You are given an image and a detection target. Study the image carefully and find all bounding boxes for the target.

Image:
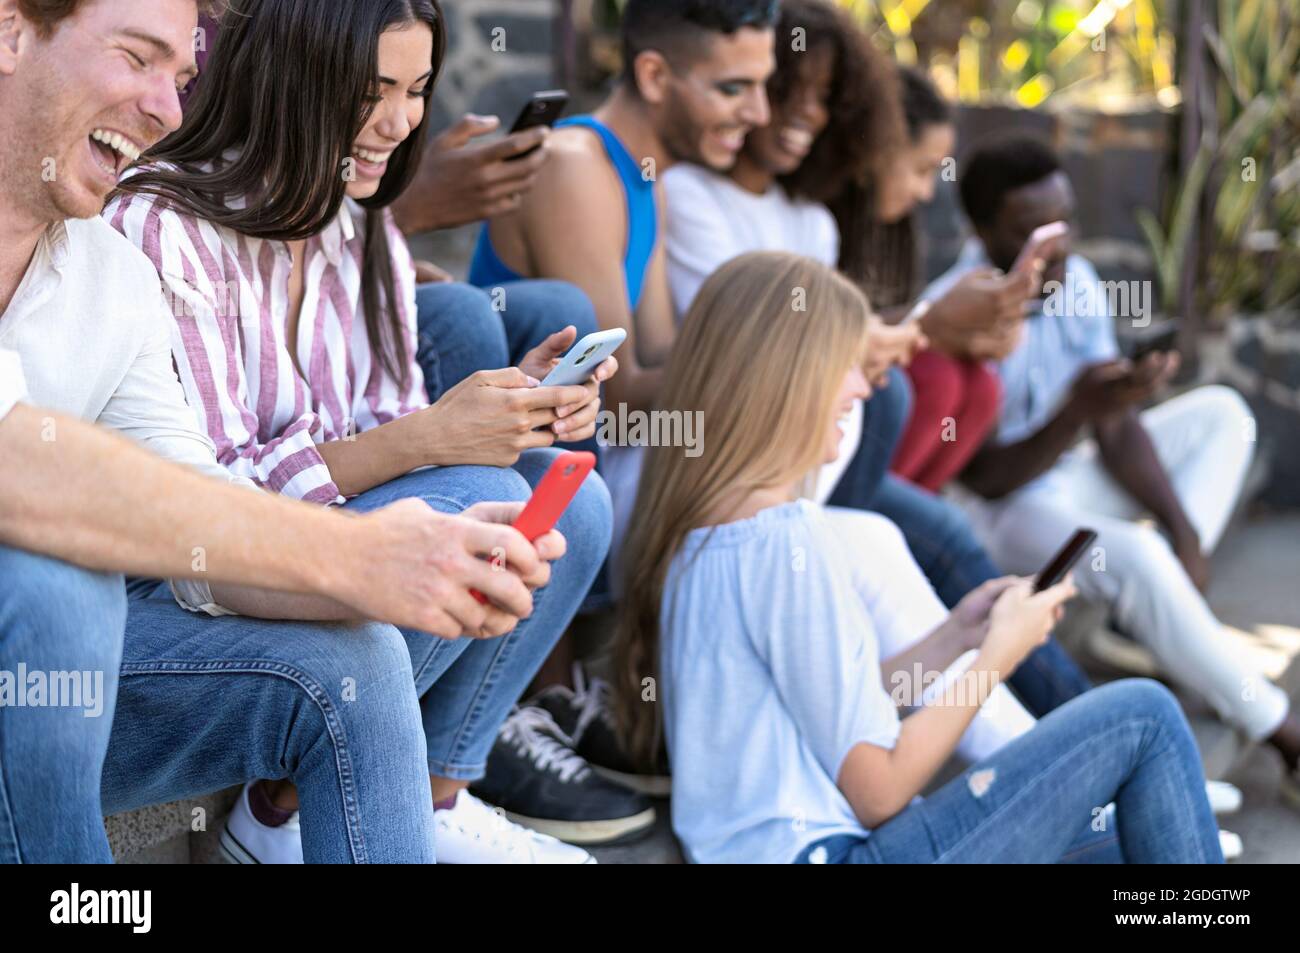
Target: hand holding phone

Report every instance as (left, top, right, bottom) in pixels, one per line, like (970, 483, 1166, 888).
(1127, 323, 1179, 364)
(507, 90, 569, 161)
(1012, 221, 1070, 279)
(471, 451, 596, 604)
(541, 328, 627, 387)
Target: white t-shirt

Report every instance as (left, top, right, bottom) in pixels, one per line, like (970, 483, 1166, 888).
(0, 218, 253, 613)
(663, 162, 841, 320)
(0, 348, 26, 423)
(663, 500, 1032, 864)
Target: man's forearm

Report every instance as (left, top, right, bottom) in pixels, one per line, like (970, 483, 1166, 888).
(0, 405, 351, 594)
(1094, 411, 1194, 539)
(963, 403, 1090, 499)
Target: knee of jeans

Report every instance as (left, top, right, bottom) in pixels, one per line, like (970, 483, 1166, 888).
(558, 469, 614, 569)
(416, 283, 509, 360)
(294, 622, 418, 713)
(516, 280, 599, 339)
(0, 548, 125, 666)
(1109, 678, 1185, 730)
(877, 365, 914, 427)
(467, 464, 534, 508)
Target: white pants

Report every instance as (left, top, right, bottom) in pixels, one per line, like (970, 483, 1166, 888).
(956, 385, 1288, 741)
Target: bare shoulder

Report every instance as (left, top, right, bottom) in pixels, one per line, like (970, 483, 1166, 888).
(532, 127, 622, 212)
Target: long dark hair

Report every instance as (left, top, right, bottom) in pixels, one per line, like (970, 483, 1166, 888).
(117, 0, 446, 388)
(832, 66, 953, 308)
(772, 0, 903, 205)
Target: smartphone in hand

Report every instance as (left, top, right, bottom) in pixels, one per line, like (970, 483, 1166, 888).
(471, 451, 596, 604)
(1034, 528, 1098, 592)
(507, 90, 569, 160)
(1126, 323, 1179, 365)
(541, 328, 626, 387)
(1012, 221, 1070, 278)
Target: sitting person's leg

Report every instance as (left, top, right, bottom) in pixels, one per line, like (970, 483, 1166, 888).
(342, 451, 617, 857)
(975, 491, 1290, 745)
(798, 680, 1222, 864)
(415, 282, 512, 401)
(910, 357, 1001, 492)
(871, 473, 1091, 716)
(496, 280, 600, 367)
(0, 547, 126, 863)
(891, 350, 965, 488)
(101, 585, 435, 864)
(1123, 384, 1253, 554)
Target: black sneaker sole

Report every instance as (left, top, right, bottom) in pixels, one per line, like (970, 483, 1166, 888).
(502, 806, 657, 846)
(591, 764, 673, 798)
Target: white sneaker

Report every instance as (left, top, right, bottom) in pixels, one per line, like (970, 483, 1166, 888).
(434, 789, 596, 864)
(219, 782, 304, 864)
(1206, 780, 1243, 815)
(1219, 829, 1243, 861)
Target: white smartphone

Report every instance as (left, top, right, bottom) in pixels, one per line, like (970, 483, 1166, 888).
(540, 328, 627, 387)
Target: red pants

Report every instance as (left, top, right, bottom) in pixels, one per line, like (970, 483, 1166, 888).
(891, 350, 1001, 492)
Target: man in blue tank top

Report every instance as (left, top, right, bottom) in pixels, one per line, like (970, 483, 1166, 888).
(471, 0, 779, 415)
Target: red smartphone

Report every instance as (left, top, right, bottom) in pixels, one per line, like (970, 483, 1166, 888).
(1033, 528, 1098, 592)
(471, 451, 596, 604)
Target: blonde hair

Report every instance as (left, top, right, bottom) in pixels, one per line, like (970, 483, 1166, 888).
(613, 251, 874, 766)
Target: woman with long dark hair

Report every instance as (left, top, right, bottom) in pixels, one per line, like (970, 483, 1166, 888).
(106, 0, 623, 864)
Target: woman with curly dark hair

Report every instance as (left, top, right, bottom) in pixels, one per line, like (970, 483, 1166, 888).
(664, 0, 924, 511)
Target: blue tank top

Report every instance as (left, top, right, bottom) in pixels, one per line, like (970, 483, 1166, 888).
(468, 115, 658, 312)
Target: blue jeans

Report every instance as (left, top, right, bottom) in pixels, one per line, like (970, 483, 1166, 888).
(795, 680, 1222, 864)
(102, 583, 437, 863)
(0, 547, 126, 863)
(829, 367, 1091, 717)
(343, 451, 612, 779)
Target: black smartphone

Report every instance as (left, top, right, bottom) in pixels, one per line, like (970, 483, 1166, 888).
(1127, 323, 1179, 364)
(506, 89, 569, 160)
(1034, 529, 1098, 592)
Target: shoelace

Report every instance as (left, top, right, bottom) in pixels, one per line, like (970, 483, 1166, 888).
(500, 706, 591, 783)
(570, 663, 617, 743)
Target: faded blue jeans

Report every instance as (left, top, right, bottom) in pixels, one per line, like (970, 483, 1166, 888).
(343, 450, 612, 779)
(0, 546, 126, 863)
(795, 680, 1222, 864)
(103, 583, 437, 864)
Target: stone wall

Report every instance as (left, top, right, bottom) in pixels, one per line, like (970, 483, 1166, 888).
(430, 0, 562, 133)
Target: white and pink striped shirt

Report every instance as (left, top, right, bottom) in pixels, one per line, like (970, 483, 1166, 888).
(104, 184, 426, 504)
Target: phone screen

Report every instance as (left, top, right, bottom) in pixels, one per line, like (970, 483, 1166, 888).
(1034, 529, 1097, 592)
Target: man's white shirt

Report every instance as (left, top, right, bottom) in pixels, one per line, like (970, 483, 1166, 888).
(0, 216, 253, 614)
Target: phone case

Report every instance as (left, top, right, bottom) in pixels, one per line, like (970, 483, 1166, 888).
(471, 452, 596, 605)
(541, 329, 627, 387)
